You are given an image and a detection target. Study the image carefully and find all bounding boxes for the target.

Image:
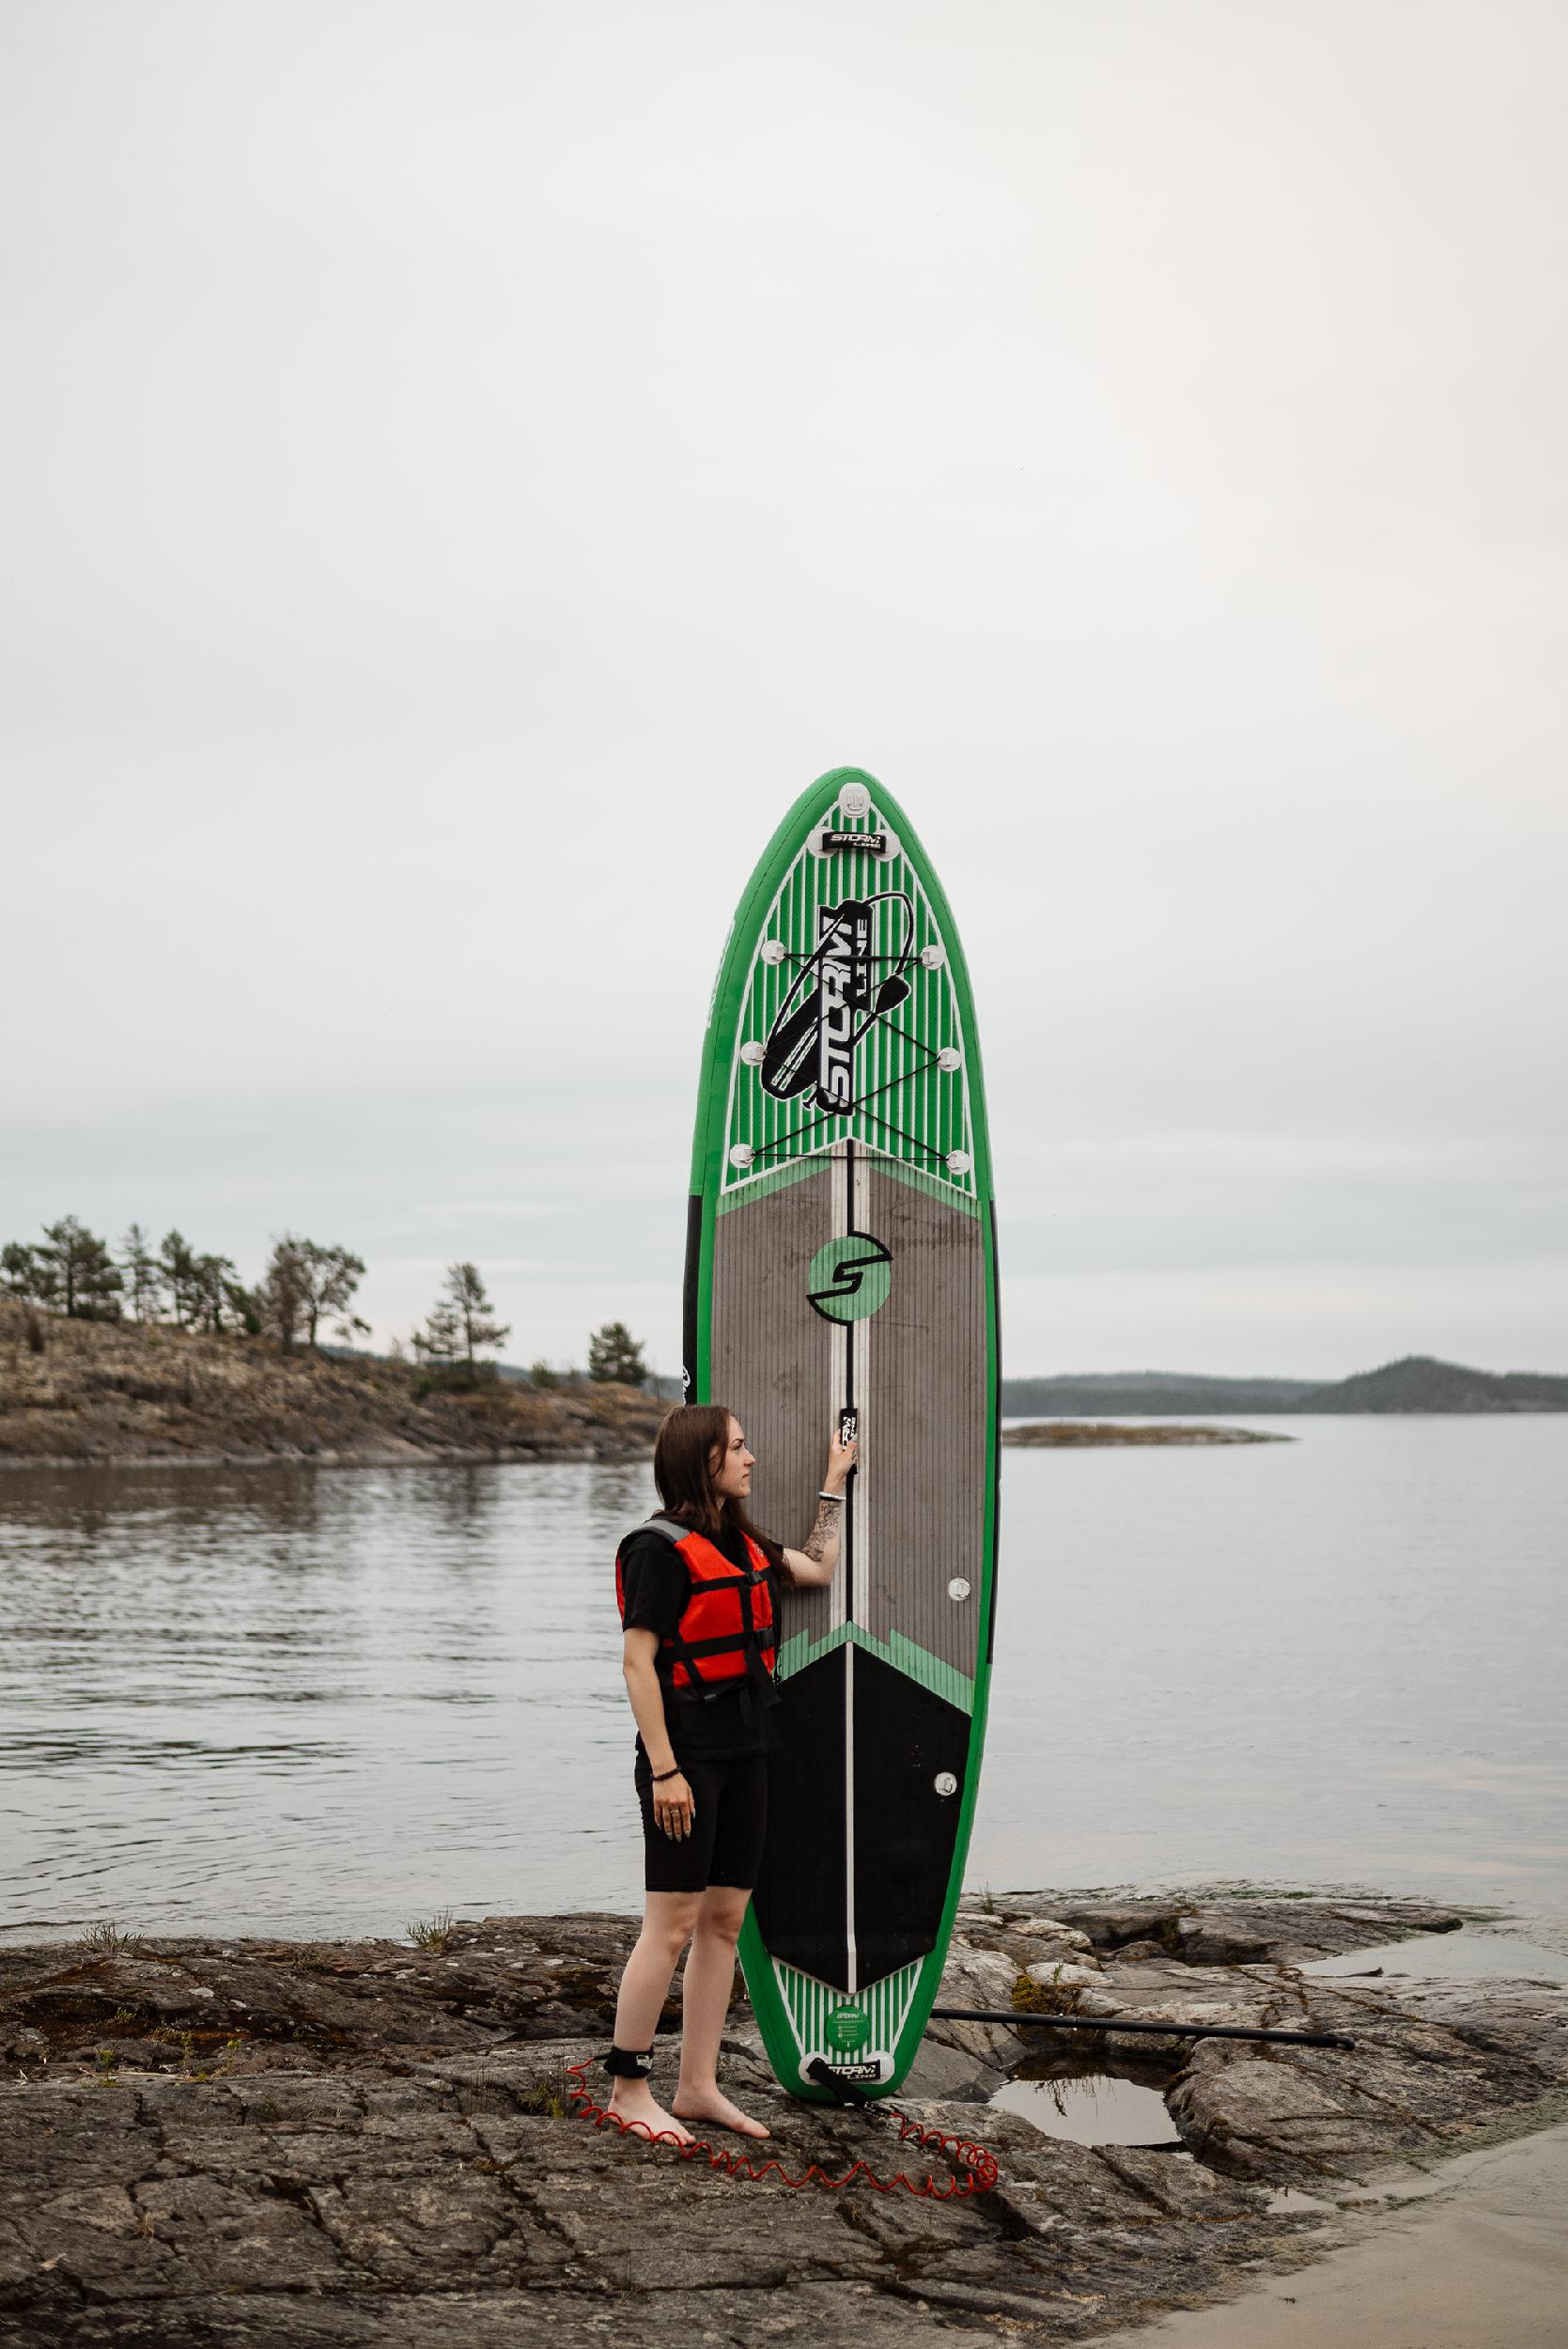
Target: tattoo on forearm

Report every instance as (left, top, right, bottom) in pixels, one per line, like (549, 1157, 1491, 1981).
(802, 1495, 841, 1563)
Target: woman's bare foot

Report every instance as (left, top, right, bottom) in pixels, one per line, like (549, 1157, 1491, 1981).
(606, 2083, 694, 2146)
(672, 2086, 771, 2139)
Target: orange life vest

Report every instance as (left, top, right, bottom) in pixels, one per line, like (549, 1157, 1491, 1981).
(615, 1514, 777, 1697)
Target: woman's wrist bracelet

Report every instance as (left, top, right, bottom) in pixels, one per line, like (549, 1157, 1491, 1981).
(817, 1489, 845, 1502)
(651, 1765, 681, 1783)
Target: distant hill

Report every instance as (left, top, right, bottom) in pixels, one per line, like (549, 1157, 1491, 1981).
(1002, 1371, 1318, 1416)
(327, 1350, 687, 1401)
(1301, 1356, 1568, 1413)
(1001, 1355, 1568, 1417)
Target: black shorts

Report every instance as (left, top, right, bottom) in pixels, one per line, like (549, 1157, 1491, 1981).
(635, 1749, 768, 1894)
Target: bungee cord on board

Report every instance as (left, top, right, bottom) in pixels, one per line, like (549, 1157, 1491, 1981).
(742, 1065, 949, 1174)
(738, 890, 959, 1176)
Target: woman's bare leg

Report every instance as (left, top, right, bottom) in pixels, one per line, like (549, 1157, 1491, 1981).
(672, 1887, 770, 2139)
(606, 1890, 701, 2143)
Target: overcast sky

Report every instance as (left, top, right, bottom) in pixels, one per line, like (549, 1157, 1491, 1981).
(3, 0, 1564, 1378)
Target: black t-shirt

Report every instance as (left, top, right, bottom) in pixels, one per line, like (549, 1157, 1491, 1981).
(618, 1520, 777, 1761)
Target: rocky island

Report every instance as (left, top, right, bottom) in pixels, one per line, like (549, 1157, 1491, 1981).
(0, 1302, 667, 1468)
(3, 1890, 1564, 2346)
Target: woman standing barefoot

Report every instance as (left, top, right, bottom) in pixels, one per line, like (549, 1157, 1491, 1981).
(604, 1402, 854, 2143)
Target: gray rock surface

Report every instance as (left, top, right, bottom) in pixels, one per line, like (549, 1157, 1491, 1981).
(1019, 1891, 1468, 1968)
(2, 1893, 1563, 2347)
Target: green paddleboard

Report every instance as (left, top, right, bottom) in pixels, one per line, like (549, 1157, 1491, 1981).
(684, 767, 999, 2101)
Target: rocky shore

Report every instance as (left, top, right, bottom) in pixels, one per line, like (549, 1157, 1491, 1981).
(0, 1304, 667, 1467)
(3, 1890, 1564, 2346)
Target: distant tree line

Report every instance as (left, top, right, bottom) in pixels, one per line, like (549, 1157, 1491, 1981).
(1, 1217, 366, 1352)
(520, 1323, 649, 1389)
(401, 1268, 648, 1392)
(2, 1219, 653, 1389)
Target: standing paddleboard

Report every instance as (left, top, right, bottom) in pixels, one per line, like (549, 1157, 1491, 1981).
(684, 767, 999, 2102)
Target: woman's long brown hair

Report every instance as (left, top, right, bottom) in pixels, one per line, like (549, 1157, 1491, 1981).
(652, 1403, 795, 1586)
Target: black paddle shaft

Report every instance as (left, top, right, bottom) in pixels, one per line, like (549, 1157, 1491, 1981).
(929, 2007, 1356, 2050)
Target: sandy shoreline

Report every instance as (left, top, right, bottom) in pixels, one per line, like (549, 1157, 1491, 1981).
(1088, 2114, 1568, 2347)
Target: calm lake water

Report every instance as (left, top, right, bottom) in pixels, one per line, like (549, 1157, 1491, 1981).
(1, 1419, 1564, 1941)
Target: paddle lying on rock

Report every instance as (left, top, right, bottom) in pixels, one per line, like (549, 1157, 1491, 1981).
(929, 2007, 1357, 2049)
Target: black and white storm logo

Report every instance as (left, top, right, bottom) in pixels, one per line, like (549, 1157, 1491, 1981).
(760, 894, 915, 1113)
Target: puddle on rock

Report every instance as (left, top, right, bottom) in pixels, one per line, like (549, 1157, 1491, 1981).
(1265, 2186, 1336, 2215)
(1304, 1931, 1568, 1985)
(992, 2073, 1182, 2148)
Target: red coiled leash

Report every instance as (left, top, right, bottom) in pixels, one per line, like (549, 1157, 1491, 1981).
(567, 2058, 999, 2198)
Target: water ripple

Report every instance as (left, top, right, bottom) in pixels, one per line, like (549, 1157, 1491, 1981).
(2, 1427, 1564, 1939)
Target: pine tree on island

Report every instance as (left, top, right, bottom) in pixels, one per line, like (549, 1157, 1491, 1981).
(5, 1218, 126, 1319)
(587, 1320, 647, 1387)
(413, 1263, 511, 1384)
(118, 1224, 163, 1322)
(256, 1237, 367, 1351)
